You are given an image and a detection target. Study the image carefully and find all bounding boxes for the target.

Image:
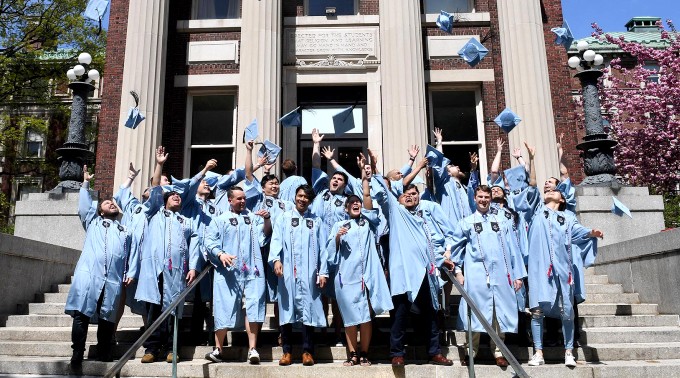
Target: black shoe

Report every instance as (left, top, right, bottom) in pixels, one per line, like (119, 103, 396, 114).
(70, 350, 84, 372)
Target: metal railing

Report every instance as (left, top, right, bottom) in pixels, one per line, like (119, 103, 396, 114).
(104, 265, 214, 378)
(442, 268, 530, 378)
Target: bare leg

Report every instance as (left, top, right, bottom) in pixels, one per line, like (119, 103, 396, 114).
(214, 328, 228, 352)
(245, 317, 261, 349)
(359, 321, 372, 353)
(345, 325, 358, 353)
(332, 299, 343, 342)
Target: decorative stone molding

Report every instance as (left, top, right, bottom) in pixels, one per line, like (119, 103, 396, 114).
(295, 54, 379, 68)
(284, 27, 380, 64)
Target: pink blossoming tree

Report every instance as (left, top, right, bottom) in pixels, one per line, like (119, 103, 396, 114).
(592, 20, 680, 192)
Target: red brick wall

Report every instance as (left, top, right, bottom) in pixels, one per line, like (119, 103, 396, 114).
(359, 0, 379, 15)
(94, 0, 130, 197)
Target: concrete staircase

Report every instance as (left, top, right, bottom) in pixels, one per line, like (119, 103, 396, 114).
(0, 269, 679, 377)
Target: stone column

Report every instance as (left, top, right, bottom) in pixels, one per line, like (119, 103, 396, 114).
(112, 0, 170, 195)
(496, 0, 559, 185)
(378, 0, 428, 172)
(236, 0, 282, 167)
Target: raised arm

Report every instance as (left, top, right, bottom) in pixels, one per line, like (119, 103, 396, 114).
(114, 163, 141, 213)
(359, 155, 373, 210)
(403, 157, 428, 187)
(151, 146, 168, 187)
(557, 133, 569, 181)
(511, 147, 527, 171)
(311, 128, 324, 169)
(321, 145, 340, 171)
(490, 138, 504, 184)
(433, 127, 444, 153)
(78, 165, 97, 229)
(245, 140, 255, 182)
(121, 162, 141, 189)
(525, 142, 536, 187)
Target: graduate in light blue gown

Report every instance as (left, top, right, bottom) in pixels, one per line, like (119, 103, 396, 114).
(427, 145, 477, 227)
(278, 158, 308, 203)
(372, 173, 454, 366)
(66, 167, 135, 366)
(268, 184, 329, 366)
(513, 144, 603, 367)
(450, 185, 526, 365)
(135, 187, 200, 363)
(203, 185, 272, 364)
(326, 162, 392, 366)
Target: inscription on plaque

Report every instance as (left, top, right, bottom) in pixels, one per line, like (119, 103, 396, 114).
(285, 27, 379, 62)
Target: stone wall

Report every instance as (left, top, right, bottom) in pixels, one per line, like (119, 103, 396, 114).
(595, 228, 680, 316)
(0, 233, 79, 320)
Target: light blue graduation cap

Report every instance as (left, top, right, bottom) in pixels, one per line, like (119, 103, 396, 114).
(457, 38, 489, 67)
(503, 165, 528, 192)
(124, 107, 145, 129)
(203, 171, 220, 190)
(494, 108, 521, 133)
(332, 106, 356, 135)
(279, 106, 302, 127)
(84, 0, 109, 21)
(551, 20, 574, 51)
(612, 196, 632, 218)
(436, 11, 454, 34)
(243, 119, 258, 143)
(258, 140, 282, 165)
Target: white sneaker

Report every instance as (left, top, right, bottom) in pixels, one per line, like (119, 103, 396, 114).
(528, 353, 545, 366)
(205, 348, 224, 363)
(565, 352, 577, 367)
(248, 348, 260, 364)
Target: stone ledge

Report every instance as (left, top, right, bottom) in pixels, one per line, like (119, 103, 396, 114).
(597, 228, 680, 265)
(576, 186, 650, 196)
(575, 195, 664, 212)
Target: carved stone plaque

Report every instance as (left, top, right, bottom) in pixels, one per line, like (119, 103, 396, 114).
(284, 27, 380, 64)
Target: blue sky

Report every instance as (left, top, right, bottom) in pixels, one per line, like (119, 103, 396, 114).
(562, 0, 680, 38)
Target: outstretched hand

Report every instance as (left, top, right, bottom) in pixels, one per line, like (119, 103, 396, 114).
(155, 146, 168, 165)
(312, 128, 324, 144)
(321, 146, 335, 160)
(128, 162, 141, 178)
(408, 145, 420, 159)
(433, 127, 443, 144)
(83, 165, 94, 182)
(511, 147, 522, 159)
(524, 142, 536, 159)
(469, 152, 479, 170)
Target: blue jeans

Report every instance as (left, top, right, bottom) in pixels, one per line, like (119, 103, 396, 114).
(531, 314, 574, 350)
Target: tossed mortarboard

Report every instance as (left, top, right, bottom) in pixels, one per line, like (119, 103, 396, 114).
(503, 165, 528, 192)
(332, 106, 356, 135)
(203, 171, 220, 190)
(494, 108, 521, 133)
(84, 0, 109, 21)
(611, 196, 632, 218)
(551, 20, 575, 51)
(436, 10, 454, 34)
(243, 119, 258, 143)
(457, 38, 489, 67)
(279, 107, 302, 128)
(124, 107, 145, 129)
(258, 140, 282, 165)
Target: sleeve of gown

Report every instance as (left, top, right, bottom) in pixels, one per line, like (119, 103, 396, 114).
(188, 221, 201, 272)
(506, 225, 527, 279)
(79, 187, 97, 230)
(467, 171, 479, 211)
(268, 215, 285, 267)
(399, 163, 412, 177)
(428, 201, 456, 249)
(243, 178, 263, 210)
(125, 231, 138, 280)
(450, 221, 469, 268)
(325, 222, 341, 270)
(204, 219, 222, 267)
(570, 217, 597, 267)
(144, 186, 164, 218)
(311, 168, 328, 194)
(317, 220, 329, 276)
(113, 185, 139, 215)
(512, 186, 542, 223)
(361, 208, 381, 229)
(215, 167, 246, 190)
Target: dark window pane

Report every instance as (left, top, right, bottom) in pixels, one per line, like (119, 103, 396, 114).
(191, 95, 234, 145)
(190, 148, 233, 176)
(431, 91, 478, 142)
(336, 146, 363, 178)
(26, 141, 42, 157)
(307, 0, 355, 16)
(442, 144, 479, 185)
(424, 0, 472, 13)
(196, 0, 239, 19)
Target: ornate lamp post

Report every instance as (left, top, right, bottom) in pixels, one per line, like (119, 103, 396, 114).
(50, 53, 100, 193)
(568, 41, 619, 186)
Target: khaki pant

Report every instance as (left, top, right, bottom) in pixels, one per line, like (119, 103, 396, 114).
(465, 308, 505, 359)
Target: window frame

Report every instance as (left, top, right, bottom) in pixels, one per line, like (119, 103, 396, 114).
(191, 0, 241, 20)
(426, 85, 488, 180)
(304, 0, 360, 16)
(184, 90, 238, 176)
(422, 0, 475, 14)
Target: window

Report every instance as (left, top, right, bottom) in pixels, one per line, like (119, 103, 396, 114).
(24, 130, 44, 158)
(423, 0, 473, 14)
(185, 94, 236, 176)
(644, 62, 659, 83)
(427, 88, 487, 183)
(193, 0, 239, 19)
(306, 0, 357, 16)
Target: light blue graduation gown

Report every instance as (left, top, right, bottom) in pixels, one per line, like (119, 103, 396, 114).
(182, 196, 221, 301)
(134, 202, 200, 317)
(65, 187, 133, 322)
(513, 186, 596, 320)
(268, 209, 329, 327)
(212, 168, 246, 213)
(430, 157, 476, 226)
(326, 209, 393, 326)
(278, 175, 308, 203)
(450, 211, 527, 333)
(113, 186, 163, 315)
(373, 175, 446, 309)
(204, 209, 267, 329)
(243, 178, 294, 301)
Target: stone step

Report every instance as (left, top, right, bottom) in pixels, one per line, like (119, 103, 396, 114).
(585, 283, 623, 294)
(581, 326, 680, 344)
(585, 293, 639, 304)
(12, 356, 680, 378)
(577, 303, 658, 316)
(584, 268, 595, 276)
(579, 314, 680, 328)
(55, 284, 71, 293)
(584, 275, 609, 284)
(5, 315, 145, 328)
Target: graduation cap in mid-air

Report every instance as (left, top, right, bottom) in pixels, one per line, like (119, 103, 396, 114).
(551, 20, 575, 51)
(332, 105, 357, 135)
(124, 91, 145, 129)
(279, 106, 302, 128)
(611, 196, 632, 218)
(84, 0, 109, 34)
(494, 108, 522, 134)
(436, 10, 454, 34)
(243, 119, 259, 143)
(258, 140, 282, 165)
(457, 38, 489, 67)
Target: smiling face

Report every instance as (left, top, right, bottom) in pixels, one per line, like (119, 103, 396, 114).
(543, 188, 566, 209)
(99, 199, 120, 218)
(386, 169, 403, 181)
(491, 186, 506, 201)
(399, 187, 420, 210)
(165, 192, 181, 211)
(329, 173, 347, 194)
(160, 175, 170, 186)
(345, 196, 362, 218)
(263, 177, 280, 197)
(198, 180, 211, 196)
(544, 177, 560, 193)
(474, 188, 492, 214)
(228, 188, 246, 213)
(295, 188, 312, 214)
